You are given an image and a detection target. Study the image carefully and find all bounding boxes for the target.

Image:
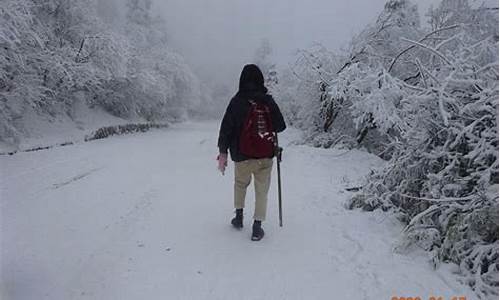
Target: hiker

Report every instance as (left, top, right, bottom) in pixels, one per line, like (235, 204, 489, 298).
(216, 64, 286, 241)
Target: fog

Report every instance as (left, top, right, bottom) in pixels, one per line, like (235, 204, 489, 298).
(99, 0, 495, 88)
(153, 0, 437, 87)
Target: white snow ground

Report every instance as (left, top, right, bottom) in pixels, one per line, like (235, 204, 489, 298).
(1, 121, 477, 300)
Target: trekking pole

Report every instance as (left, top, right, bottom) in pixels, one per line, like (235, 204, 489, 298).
(275, 134, 283, 227)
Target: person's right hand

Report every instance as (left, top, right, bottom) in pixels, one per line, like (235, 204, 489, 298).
(217, 153, 228, 175)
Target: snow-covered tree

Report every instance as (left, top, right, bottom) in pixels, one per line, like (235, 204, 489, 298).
(276, 0, 498, 298)
(253, 38, 278, 90)
(344, 1, 499, 298)
(0, 0, 205, 147)
(276, 44, 343, 138)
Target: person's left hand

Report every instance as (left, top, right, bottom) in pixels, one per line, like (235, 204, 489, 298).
(217, 153, 228, 175)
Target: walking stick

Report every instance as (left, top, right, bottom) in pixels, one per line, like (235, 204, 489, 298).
(275, 134, 283, 227)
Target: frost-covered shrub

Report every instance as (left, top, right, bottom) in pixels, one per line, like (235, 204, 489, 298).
(277, 0, 423, 152)
(276, 44, 346, 146)
(278, 0, 498, 298)
(0, 0, 206, 147)
(342, 1, 498, 298)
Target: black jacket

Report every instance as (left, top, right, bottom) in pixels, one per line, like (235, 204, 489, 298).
(217, 88, 286, 162)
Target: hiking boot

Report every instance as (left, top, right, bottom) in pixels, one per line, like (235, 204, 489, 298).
(231, 209, 243, 229)
(251, 221, 265, 241)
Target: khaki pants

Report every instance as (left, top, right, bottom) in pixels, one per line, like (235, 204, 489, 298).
(234, 158, 273, 221)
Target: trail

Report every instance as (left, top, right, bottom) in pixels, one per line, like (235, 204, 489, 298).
(1, 121, 476, 300)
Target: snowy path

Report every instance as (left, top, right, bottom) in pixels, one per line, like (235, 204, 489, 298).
(1, 121, 475, 300)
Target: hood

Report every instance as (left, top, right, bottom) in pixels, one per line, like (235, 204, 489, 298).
(238, 64, 268, 97)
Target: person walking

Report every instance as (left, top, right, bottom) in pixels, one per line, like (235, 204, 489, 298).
(217, 64, 286, 241)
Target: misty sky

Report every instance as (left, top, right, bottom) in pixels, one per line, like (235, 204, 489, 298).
(150, 0, 497, 89)
(153, 0, 440, 87)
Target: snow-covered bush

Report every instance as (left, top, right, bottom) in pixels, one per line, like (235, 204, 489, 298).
(325, 0, 423, 151)
(342, 1, 498, 298)
(277, 0, 424, 150)
(277, 0, 498, 298)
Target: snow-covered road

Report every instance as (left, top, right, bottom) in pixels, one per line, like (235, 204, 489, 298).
(1, 121, 476, 300)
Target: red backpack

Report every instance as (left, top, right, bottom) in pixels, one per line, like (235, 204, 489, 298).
(239, 100, 276, 158)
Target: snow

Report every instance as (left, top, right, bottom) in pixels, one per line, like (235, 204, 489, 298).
(0, 102, 134, 153)
(1, 121, 477, 300)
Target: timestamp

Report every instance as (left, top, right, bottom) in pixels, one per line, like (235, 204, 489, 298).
(391, 297, 467, 300)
